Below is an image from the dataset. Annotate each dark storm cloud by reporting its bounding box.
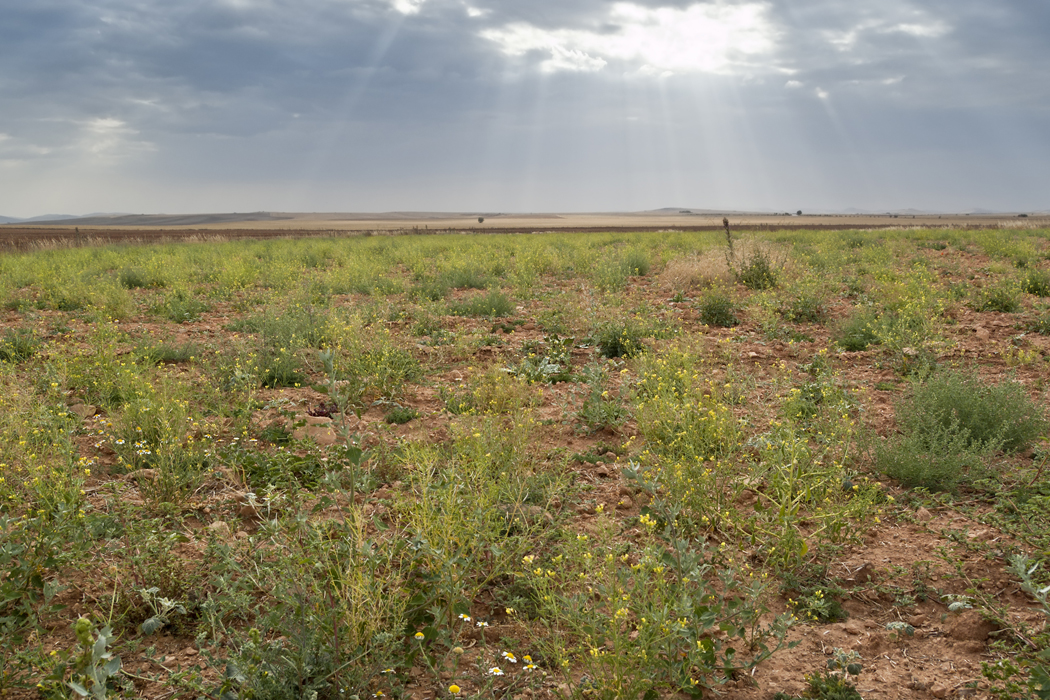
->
[0,0,1048,215]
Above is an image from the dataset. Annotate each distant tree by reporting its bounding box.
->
[796,210,802,216]
[478,217,484,224]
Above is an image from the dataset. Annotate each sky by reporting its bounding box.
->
[1,0,1048,217]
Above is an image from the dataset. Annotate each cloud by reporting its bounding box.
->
[481,2,779,76]
[390,0,427,15]
[1,0,1049,216]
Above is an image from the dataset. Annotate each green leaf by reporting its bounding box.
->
[141,616,164,635]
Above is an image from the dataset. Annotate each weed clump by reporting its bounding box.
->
[897,370,1044,453]
[878,369,1046,491]
[734,248,779,290]
[696,287,739,327]
[118,266,165,289]
[0,328,40,363]
[621,247,651,276]
[448,289,514,318]
[833,310,880,352]
[595,321,648,359]
[972,282,1022,313]
[385,405,419,424]
[155,289,209,324]
[1022,269,1050,297]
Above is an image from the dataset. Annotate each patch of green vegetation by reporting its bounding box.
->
[134,341,199,365]
[733,248,779,290]
[447,289,514,318]
[878,369,1046,491]
[1022,269,1050,297]
[384,406,419,424]
[696,286,739,327]
[0,328,40,363]
[972,281,1022,313]
[154,288,209,323]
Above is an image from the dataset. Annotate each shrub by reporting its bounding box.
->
[897,369,1045,453]
[439,267,490,290]
[833,309,880,351]
[0,328,40,363]
[878,369,1046,491]
[595,321,647,358]
[576,364,629,432]
[876,422,996,492]
[621,248,651,276]
[134,342,199,365]
[413,280,450,301]
[118,266,165,289]
[384,406,419,424]
[1029,313,1050,335]
[735,249,778,290]
[696,287,739,327]
[155,289,209,323]
[1022,269,1050,297]
[448,289,514,318]
[780,293,828,324]
[972,282,1022,313]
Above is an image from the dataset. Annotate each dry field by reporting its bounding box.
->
[2,226,1050,700]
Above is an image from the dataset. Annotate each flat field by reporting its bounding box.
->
[2,226,1050,700]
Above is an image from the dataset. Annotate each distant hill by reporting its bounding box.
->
[0,214,84,223]
[18,212,288,227]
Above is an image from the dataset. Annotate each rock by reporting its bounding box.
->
[525,505,554,523]
[915,507,934,522]
[846,563,876,586]
[184,647,199,657]
[237,500,262,520]
[967,528,994,542]
[235,530,249,540]
[948,610,996,642]
[974,326,990,340]
[930,683,949,698]
[128,468,157,483]
[576,504,595,515]
[618,485,634,498]
[907,614,926,628]
[303,415,332,426]
[69,403,96,419]
[843,622,863,636]
[293,425,338,446]
[594,465,612,478]
[207,521,232,539]
[616,496,634,510]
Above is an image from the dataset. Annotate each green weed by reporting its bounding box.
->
[833,309,880,352]
[0,328,40,364]
[448,289,514,318]
[1023,269,1050,297]
[696,287,740,327]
